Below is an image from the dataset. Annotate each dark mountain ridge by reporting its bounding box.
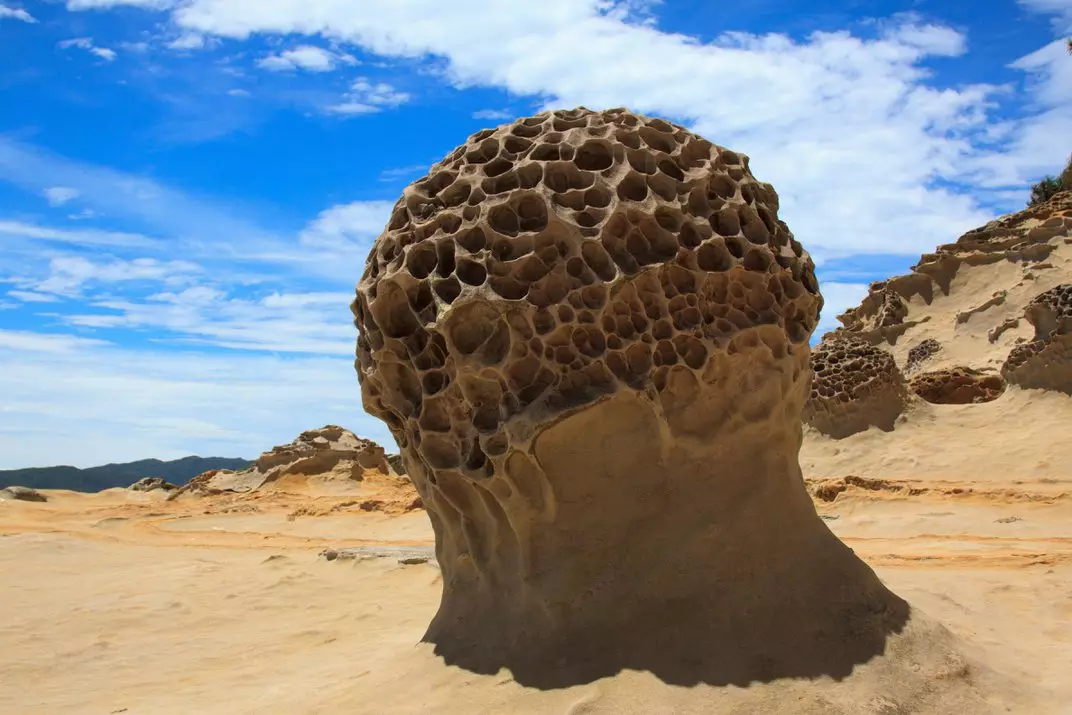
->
[0,456,252,492]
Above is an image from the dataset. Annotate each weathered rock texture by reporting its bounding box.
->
[804,336,909,438]
[905,338,941,373]
[351,107,908,686]
[174,426,391,497]
[1001,284,1072,393]
[836,191,1072,345]
[130,477,177,492]
[909,367,1006,404]
[0,485,47,502]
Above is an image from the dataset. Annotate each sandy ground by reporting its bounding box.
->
[1,440,1070,714]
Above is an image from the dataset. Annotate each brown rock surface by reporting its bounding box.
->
[348,107,990,693]
[909,366,1005,404]
[804,335,909,438]
[1001,284,1072,393]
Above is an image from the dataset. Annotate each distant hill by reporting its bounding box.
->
[0,456,252,492]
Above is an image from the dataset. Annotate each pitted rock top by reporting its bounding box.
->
[352,107,822,475]
[808,337,905,405]
[1025,284,1072,337]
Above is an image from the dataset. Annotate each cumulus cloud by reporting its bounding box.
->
[257,45,356,72]
[162,0,1030,257]
[0,4,36,22]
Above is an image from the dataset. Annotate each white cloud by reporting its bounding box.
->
[257,45,356,72]
[31,256,201,297]
[43,186,80,207]
[0,4,36,22]
[0,332,394,469]
[67,0,174,9]
[1018,0,1072,33]
[326,77,410,115]
[6,290,61,304]
[58,286,357,355]
[298,200,394,256]
[167,33,206,50]
[227,88,250,97]
[58,37,118,62]
[165,1,1030,256]
[0,220,156,248]
[0,330,111,354]
[472,109,513,121]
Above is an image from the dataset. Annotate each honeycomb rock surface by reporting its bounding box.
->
[909,366,1005,404]
[804,336,909,438]
[1002,284,1072,393]
[905,338,941,373]
[351,107,907,686]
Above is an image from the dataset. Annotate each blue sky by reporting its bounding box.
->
[0,0,1069,468]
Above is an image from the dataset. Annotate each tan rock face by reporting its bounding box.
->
[804,336,909,438]
[175,426,391,497]
[352,107,907,685]
[1002,284,1072,393]
[909,366,1005,404]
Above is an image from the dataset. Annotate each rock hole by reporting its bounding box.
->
[456,258,488,286]
[489,205,520,236]
[575,141,614,171]
[434,276,461,304]
[618,172,649,202]
[405,243,437,280]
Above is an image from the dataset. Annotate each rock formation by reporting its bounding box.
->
[905,337,941,373]
[835,191,1072,346]
[174,426,392,497]
[1001,284,1072,393]
[804,336,909,438]
[130,477,177,492]
[0,485,47,502]
[351,107,912,686]
[909,366,1005,404]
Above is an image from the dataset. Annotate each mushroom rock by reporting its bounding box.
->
[1002,284,1072,394]
[351,108,911,686]
[804,335,909,438]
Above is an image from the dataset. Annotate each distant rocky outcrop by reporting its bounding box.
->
[835,191,1072,346]
[129,477,177,492]
[0,485,47,502]
[0,456,252,493]
[173,426,395,498]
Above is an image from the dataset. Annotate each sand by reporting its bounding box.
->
[0,454,1069,714]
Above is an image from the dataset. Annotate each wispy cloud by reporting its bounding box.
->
[472,108,513,121]
[258,45,357,72]
[58,37,118,62]
[326,77,410,115]
[0,220,156,248]
[0,4,36,22]
[43,186,81,207]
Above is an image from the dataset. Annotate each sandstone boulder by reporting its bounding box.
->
[130,477,177,492]
[352,107,914,686]
[1002,284,1072,393]
[0,485,47,502]
[804,336,909,438]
